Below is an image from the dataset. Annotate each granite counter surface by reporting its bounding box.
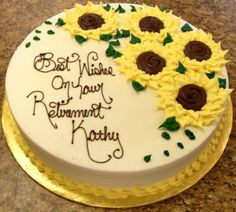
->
[0,0,236,211]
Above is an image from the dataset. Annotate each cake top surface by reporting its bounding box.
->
[5,2,230,174]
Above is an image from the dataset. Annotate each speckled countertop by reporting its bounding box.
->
[0,0,236,211]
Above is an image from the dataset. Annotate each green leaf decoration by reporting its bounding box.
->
[218,78,226,89]
[132,80,146,91]
[184,129,196,140]
[163,33,173,46]
[176,62,187,74]
[35,29,41,34]
[106,44,115,57]
[33,36,40,41]
[112,50,123,58]
[47,30,55,35]
[144,154,152,162]
[25,42,31,48]
[109,40,120,46]
[130,34,141,44]
[159,117,180,131]
[164,150,170,157]
[113,29,130,39]
[75,35,87,44]
[104,4,111,11]
[114,29,122,39]
[160,6,170,12]
[162,132,171,140]
[100,33,113,41]
[115,4,126,13]
[177,142,184,149]
[114,29,123,39]
[130,5,137,12]
[206,71,215,79]
[121,29,130,38]
[105,45,122,58]
[55,18,65,26]
[44,20,52,25]
[181,23,193,32]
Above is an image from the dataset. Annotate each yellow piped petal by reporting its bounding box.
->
[62,2,118,40]
[170,30,228,73]
[155,71,230,128]
[115,41,178,88]
[124,4,180,43]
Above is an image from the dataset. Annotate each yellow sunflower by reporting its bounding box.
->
[155,71,230,128]
[169,30,228,73]
[115,41,177,87]
[62,2,118,40]
[124,4,180,43]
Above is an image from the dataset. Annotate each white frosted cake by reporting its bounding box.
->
[5,2,230,188]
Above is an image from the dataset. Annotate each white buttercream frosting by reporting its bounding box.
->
[5,3,229,188]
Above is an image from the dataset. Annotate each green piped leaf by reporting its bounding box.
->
[112,50,123,58]
[177,142,184,149]
[206,71,215,79]
[25,42,31,48]
[121,29,130,38]
[109,40,120,46]
[114,29,123,39]
[164,150,170,157]
[185,129,196,140]
[162,132,171,140]
[35,29,41,34]
[218,78,226,89]
[130,34,141,44]
[144,154,152,162]
[47,30,55,35]
[105,45,122,58]
[55,18,65,26]
[159,117,180,131]
[106,44,115,57]
[160,6,170,12]
[33,36,40,41]
[100,33,113,41]
[104,4,111,11]
[176,62,187,74]
[163,33,173,46]
[181,23,193,32]
[130,5,137,12]
[44,20,52,25]
[75,35,87,44]
[132,80,146,91]
[114,29,130,39]
[115,4,125,13]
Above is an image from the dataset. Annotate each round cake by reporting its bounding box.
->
[5,2,230,188]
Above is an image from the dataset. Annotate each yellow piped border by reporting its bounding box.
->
[2,97,232,208]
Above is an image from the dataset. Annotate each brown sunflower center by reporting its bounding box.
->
[176,84,207,111]
[139,16,164,33]
[136,51,166,75]
[184,41,212,62]
[78,13,105,30]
